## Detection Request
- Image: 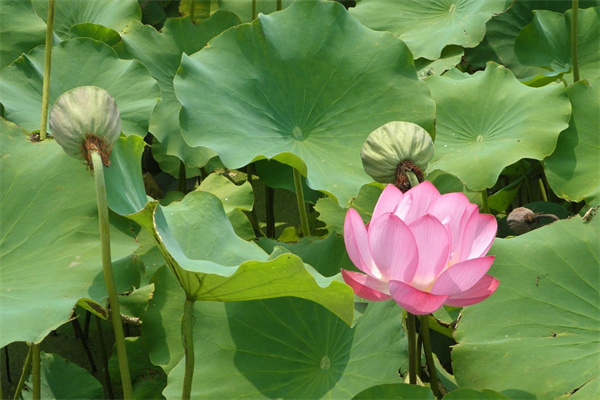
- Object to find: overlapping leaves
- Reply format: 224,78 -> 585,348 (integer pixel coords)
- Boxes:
106,136 -> 355,325
0,38 -> 159,137
0,120 -> 138,347
426,62 -> 571,190
175,0 -> 434,205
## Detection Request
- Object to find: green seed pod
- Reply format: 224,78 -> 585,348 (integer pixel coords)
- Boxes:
361,121 -> 434,184
49,86 -> 121,167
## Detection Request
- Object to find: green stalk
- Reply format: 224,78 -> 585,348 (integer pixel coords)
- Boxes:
252,0 -> 256,20
181,298 -> 196,400
520,160 -> 534,203
405,312 -> 418,385
276,0 -> 282,11
245,163 -> 266,238
13,344 -> 33,400
190,0 -> 195,22
39,0 -> 55,141
293,168 -> 310,237
538,178 -> 548,202
178,161 -> 186,193
96,315 -> 115,400
32,343 -> 40,400
571,0 -> 580,82
91,151 -> 133,399
480,189 -> 491,214
420,315 -> 442,399
405,170 -> 420,189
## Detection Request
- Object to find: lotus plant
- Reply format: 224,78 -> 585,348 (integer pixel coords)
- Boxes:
49,86 -> 133,399
342,181 -> 499,394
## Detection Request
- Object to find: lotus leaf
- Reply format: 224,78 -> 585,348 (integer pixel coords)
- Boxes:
544,77 -> 600,205
0,38 -> 159,137
452,216 -> 600,399
175,0 -> 434,205
350,0 -> 507,60
426,62 -> 571,190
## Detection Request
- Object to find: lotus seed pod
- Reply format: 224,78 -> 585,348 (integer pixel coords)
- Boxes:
507,207 -> 535,234
49,86 -> 121,166
360,121 -> 434,184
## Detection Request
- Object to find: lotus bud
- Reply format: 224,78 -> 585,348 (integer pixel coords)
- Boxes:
49,86 -> 121,168
360,121 -> 434,192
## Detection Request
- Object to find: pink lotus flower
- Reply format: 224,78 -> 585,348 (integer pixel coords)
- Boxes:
342,182 -> 499,315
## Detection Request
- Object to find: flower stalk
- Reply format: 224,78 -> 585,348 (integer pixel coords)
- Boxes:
32,343 -> 40,400
293,168 -> 311,237
571,0 -> 580,82
13,345 -> 33,400
420,315 -> 442,399
182,297 -> 196,400
39,0 -> 55,141
405,312 -> 418,384
91,150 -> 133,399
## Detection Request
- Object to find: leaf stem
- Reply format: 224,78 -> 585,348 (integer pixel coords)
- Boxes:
178,160 -> 186,193
519,160 -> 533,203
91,150 -> 133,400
571,0 -> 580,82
13,344 -> 32,400
32,343 -> 40,400
420,315 -> 442,399
95,315 -> 115,399
39,0 -> 55,141
480,189 -> 491,214
405,170 -> 420,189
245,163 -> 266,238
406,312 -> 417,384
293,168 -> 310,237
538,178 -> 548,202
181,297 -> 196,400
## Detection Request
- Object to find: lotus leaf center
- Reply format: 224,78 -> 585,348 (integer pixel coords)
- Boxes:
449,3 -> 456,12
476,135 -> 484,143
292,126 -> 306,141
320,355 -> 331,370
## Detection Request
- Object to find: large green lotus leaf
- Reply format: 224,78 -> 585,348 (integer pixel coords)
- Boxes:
31,0 -> 140,40
0,119 -> 138,348
0,0 -> 46,69
426,62 -> 571,190
515,7 -> 600,83
349,0 -> 507,60
544,78 -> 600,205
0,38 -> 159,137
150,192 -> 354,324
175,0 -> 435,206
114,12 -> 240,168
465,0 -> 598,79
163,298 -> 407,399
21,352 -> 104,399
452,216 -> 600,399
